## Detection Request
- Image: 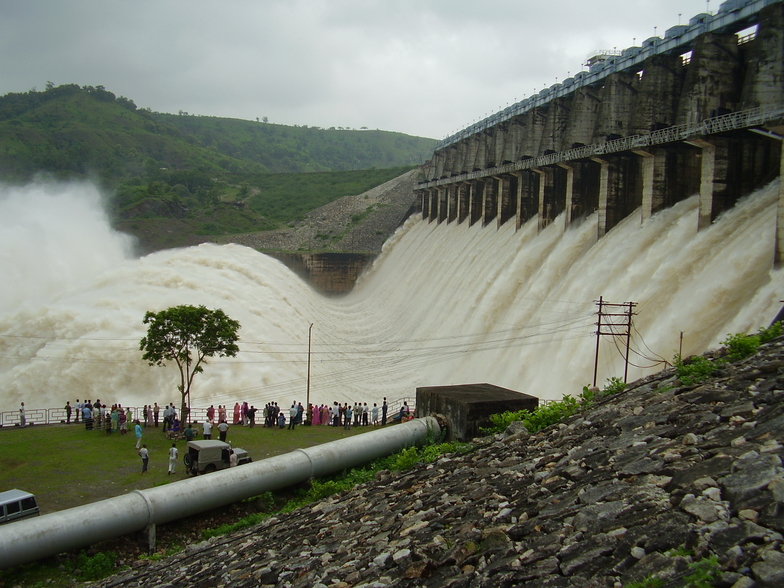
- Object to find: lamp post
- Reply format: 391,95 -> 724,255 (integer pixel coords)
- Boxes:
306,323 -> 313,423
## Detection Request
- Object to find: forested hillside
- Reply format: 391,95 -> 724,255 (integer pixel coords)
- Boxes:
0,84 -> 435,252
156,113 -> 434,173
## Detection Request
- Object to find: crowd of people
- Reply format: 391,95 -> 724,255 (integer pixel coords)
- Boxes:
55,396 -> 410,474
260,397 -> 412,429
63,399 -> 139,434
59,397 -> 411,434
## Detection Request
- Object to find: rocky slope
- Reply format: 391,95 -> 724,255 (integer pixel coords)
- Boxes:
223,169 -> 421,254
94,339 -> 784,588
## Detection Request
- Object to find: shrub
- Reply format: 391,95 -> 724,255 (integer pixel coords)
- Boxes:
758,321 -> 782,343
682,554 -> 721,587
672,323 -> 781,386
602,377 -> 626,396
482,392 -> 588,435
722,332 -> 761,362
76,550 -> 117,581
483,409 -> 529,435
674,353 -> 718,386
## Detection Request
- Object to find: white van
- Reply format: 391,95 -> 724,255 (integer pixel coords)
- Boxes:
0,489 -> 39,524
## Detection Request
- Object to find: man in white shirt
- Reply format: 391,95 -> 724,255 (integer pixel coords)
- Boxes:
168,443 -> 178,475
218,420 -> 229,442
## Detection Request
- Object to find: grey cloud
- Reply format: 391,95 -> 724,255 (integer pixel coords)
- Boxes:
0,0 -> 711,138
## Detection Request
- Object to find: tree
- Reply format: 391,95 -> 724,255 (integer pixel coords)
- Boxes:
140,305 -> 240,422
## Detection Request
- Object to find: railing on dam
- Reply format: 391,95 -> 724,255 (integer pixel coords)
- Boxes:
1,398 -> 418,428
419,104 -> 784,189
435,0 -> 780,150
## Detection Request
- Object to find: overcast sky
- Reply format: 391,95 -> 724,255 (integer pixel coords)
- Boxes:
1,0 -> 716,140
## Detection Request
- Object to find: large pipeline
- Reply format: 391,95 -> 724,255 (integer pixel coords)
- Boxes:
0,416 -> 442,570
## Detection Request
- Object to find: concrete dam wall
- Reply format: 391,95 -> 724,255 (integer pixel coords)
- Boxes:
417,1 -> 784,260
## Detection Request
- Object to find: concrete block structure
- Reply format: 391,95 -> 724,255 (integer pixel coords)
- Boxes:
415,383 -> 539,442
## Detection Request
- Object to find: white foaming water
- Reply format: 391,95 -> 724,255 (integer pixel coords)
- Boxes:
1,180 -> 783,411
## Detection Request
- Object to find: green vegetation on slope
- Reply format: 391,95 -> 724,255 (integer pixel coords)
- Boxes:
0,84 -> 436,251
156,112 -> 435,173
241,166 -> 415,224
0,84 -> 256,183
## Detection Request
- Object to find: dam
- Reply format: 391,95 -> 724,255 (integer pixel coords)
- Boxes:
1,1 -> 784,413
417,0 -> 784,259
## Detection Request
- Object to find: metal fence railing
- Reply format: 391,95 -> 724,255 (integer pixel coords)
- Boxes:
0,406 -> 216,428
0,402 -> 417,429
419,104 -> 784,190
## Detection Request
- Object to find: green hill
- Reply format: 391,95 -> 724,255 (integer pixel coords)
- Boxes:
0,84 -> 436,252
0,84 -> 256,182
155,113 -> 434,173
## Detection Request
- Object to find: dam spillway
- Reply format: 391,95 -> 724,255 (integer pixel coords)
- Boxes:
417,0 -> 784,257
1,178 -> 783,411
2,2 -> 784,414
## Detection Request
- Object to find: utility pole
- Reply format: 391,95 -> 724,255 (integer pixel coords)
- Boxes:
593,298 -> 637,386
306,323 -> 313,423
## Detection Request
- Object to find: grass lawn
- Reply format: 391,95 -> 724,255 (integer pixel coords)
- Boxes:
0,421 -> 367,514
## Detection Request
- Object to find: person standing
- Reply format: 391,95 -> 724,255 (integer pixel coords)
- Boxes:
382,397 -> 388,426
146,405 -> 154,428
161,403 -> 172,433
83,403 -> 93,430
139,444 -> 149,474
94,400 -> 102,429
119,408 -> 127,434
344,404 -> 353,430
19,402 -> 26,427
65,401 -> 72,424
74,399 -> 81,423
247,406 -> 257,428
184,422 -> 195,442
322,404 -> 328,425
168,443 -> 178,475
288,403 -> 297,430
218,420 -> 229,442
154,402 -> 160,428
229,449 -> 238,468
202,419 -> 212,440
372,403 -> 379,427
134,420 -> 143,449
91,403 -> 99,430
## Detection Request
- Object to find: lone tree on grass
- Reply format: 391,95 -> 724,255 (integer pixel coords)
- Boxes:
140,305 -> 240,422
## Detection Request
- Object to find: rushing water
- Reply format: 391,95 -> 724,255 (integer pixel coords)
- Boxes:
1,179 -> 783,411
